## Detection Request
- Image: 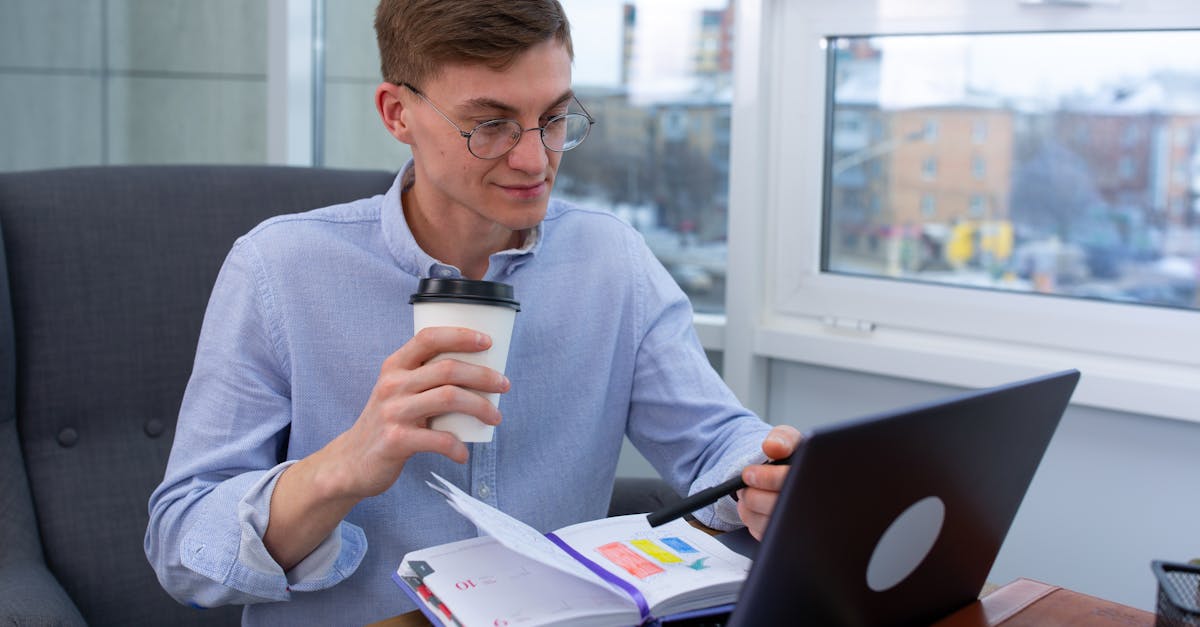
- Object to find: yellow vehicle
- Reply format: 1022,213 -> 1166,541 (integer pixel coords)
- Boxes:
946,220 -> 1014,267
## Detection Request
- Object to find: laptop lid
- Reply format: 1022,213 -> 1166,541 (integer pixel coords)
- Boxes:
725,369 -> 1080,627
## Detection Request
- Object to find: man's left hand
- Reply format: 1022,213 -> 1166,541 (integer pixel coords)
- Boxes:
738,425 -> 803,540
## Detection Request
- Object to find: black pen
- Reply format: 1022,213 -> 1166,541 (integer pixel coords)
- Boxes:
646,454 -> 794,528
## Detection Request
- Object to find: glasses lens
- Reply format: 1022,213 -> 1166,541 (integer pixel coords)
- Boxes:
468,120 -> 522,159
543,114 -> 592,152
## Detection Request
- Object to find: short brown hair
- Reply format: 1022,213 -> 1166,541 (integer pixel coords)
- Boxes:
375,0 -> 574,87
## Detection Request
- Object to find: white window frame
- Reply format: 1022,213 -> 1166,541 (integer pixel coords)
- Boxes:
724,0 -> 1200,422
266,0 -> 317,166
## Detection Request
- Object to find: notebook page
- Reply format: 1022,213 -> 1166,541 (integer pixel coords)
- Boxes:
552,514 -> 752,613
403,535 -> 637,627
426,473 -> 615,591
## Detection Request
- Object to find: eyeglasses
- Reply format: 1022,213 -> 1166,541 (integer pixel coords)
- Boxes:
401,82 -> 595,160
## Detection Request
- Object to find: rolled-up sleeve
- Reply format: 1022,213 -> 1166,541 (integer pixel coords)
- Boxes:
144,238 -> 366,607
622,237 -> 772,532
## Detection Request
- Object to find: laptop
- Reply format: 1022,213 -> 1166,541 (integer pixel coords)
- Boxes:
716,369 -> 1080,627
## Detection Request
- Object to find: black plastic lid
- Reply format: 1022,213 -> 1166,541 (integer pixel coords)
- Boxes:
409,278 -> 521,311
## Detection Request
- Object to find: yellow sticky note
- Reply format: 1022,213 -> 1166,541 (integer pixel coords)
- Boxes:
630,539 -> 683,564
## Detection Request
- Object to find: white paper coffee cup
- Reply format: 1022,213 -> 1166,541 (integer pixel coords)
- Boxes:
410,278 -> 520,442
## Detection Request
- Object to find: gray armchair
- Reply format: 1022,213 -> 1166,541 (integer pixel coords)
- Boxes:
0,166 -> 396,625
0,165 -> 680,626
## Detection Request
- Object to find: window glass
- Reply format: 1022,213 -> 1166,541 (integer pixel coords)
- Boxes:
0,0 -> 268,172
556,0 -> 734,314
824,31 -> 1200,310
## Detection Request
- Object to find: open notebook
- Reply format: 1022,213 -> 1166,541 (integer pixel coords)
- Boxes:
393,474 -> 750,627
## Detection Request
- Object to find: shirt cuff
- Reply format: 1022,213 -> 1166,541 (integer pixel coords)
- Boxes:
235,461 -> 368,594
693,449 -> 768,531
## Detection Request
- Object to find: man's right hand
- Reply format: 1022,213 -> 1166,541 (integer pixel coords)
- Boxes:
323,325 -> 510,498
263,326 -> 510,570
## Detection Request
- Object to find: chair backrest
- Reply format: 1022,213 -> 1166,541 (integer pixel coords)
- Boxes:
0,165 -> 395,626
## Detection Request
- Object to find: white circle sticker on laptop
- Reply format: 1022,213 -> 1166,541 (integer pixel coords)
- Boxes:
865,495 -> 946,592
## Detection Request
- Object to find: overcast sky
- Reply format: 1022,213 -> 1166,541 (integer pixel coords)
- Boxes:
562,3 -> 1198,109
562,0 -> 730,95
878,30 -> 1200,108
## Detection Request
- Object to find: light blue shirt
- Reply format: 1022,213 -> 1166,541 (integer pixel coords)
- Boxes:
145,164 -> 770,626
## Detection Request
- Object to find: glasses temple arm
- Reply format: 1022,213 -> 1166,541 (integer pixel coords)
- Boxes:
573,96 -> 596,124
399,82 -> 472,139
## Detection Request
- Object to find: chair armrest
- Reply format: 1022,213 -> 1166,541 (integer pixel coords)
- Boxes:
0,558 -> 86,626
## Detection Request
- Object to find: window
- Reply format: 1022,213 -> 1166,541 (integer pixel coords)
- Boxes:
969,194 -> 987,218
972,119 -> 989,143
554,0 -> 735,316
731,0 -> 1200,422
920,193 -> 937,218
823,28 -> 1199,309
921,156 -> 938,180
923,118 -> 940,142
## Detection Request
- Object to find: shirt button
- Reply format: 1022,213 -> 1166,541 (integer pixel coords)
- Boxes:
477,483 -> 490,498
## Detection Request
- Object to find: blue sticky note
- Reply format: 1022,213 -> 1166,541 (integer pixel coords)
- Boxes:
661,537 -> 698,553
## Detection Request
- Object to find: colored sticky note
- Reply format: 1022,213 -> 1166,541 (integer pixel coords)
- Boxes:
631,539 -> 683,564
661,537 -> 699,554
598,542 -> 665,578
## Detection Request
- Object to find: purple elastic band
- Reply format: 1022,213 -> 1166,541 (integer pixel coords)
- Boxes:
545,532 -> 652,623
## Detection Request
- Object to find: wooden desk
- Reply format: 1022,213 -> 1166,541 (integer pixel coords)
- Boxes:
370,578 -> 1156,626
933,578 -> 1155,626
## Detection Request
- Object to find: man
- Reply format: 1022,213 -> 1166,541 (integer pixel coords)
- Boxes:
145,1 -> 799,624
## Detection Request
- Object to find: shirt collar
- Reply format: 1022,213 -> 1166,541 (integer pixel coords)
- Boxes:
381,160 -> 542,280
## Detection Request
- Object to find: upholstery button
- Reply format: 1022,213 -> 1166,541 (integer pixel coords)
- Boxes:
144,419 -> 165,438
57,427 -> 78,448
